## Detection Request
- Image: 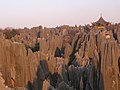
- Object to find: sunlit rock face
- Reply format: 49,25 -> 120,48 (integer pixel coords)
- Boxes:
97,30 -> 119,90
0,24 -> 119,90
0,38 -> 40,89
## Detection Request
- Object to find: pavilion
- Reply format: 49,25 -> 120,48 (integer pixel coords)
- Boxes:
92,15 -> 110,29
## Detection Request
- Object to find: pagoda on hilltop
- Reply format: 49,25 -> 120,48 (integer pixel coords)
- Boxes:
92,15 -> 111,29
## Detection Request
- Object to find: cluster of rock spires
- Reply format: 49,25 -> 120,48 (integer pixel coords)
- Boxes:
0,23 -> 119,90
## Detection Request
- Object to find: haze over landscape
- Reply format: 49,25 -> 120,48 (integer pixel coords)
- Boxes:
0,0 -> 120,90
0,0 -> 120,28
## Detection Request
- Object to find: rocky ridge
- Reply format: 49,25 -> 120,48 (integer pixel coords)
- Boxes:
0,24 -> 119,90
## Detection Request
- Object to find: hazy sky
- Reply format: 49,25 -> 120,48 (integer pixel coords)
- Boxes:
0,0 -> 120,28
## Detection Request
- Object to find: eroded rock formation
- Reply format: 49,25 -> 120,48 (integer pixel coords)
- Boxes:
0,24 -> 119,90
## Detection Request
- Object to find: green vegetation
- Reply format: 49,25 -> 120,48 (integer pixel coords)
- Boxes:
30,42 -> 40,52
24,43 -> 30,51
4,29 -> 20,39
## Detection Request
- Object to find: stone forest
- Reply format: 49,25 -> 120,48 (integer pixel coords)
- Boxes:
0,16 -> 120,90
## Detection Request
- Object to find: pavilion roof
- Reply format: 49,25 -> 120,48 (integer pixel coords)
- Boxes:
93,16 -> 110,26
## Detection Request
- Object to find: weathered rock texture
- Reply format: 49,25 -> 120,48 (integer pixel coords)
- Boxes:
0,24 -> 119,90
